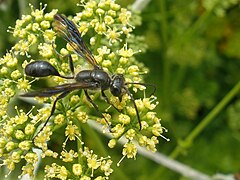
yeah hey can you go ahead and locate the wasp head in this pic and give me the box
[110,74,125,101]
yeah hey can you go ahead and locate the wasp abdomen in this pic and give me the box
[25,61,60,77]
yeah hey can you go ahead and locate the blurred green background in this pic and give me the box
[1,0,240,179]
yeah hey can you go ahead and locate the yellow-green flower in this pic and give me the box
[0,1,166,179]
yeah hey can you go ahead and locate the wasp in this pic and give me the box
[21,14,155,137]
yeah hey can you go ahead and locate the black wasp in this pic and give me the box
[22,14,155,137]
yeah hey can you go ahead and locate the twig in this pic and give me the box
[131,0,151,12]
[212,173,235,180]
[170,80,240,159]
[88,121,210,180]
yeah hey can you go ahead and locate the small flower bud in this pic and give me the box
[72,164,82,176]
[19,140,31,151]
[108,139,117,148]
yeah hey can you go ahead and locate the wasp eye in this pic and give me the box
[110,86,121,97]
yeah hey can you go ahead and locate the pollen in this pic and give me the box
[59,166,68,179]
[135,99,144,111]
[107,10,116,17]
[97,46,110,56]
[60,48,69,56]
[110,2,120,11]
[143,97,158,110]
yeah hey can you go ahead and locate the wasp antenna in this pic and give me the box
[124,87,142,130]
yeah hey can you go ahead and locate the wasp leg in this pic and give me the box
[52,42,75,77]
[84,90,112,130]
[101,90,121,113]
[124,87,142,130]
[33,90,71,140]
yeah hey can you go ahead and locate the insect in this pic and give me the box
[21,14,155,138]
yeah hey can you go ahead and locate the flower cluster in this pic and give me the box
[0,0,167,179]
[44,147,113,179]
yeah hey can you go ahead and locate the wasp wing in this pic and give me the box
[20,82,98,97]
[53,14,101,70]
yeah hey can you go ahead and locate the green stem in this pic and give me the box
[170,80,240,158]
[172,65,186,92]
[18,0,28,16]
[158,0,170,111]
[76,122,83,164]
[151,80,240,179]
[151,4,221,179]
[93,34,102,55]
